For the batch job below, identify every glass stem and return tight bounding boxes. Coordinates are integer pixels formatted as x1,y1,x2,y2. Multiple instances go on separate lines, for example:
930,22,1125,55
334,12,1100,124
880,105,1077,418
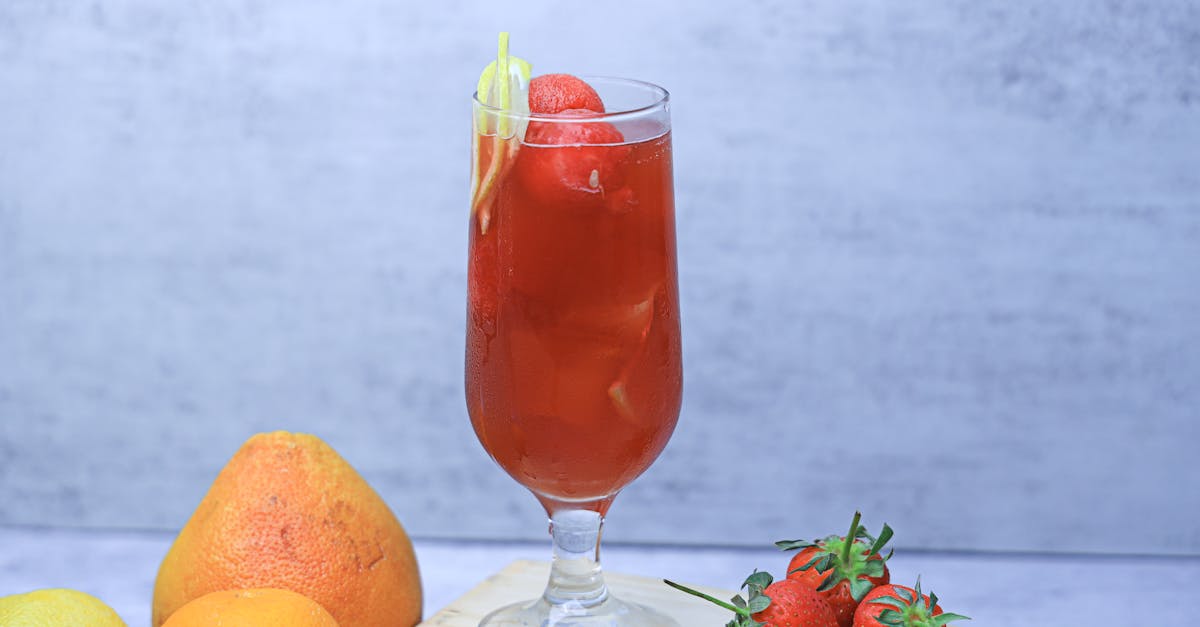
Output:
543,509,609,609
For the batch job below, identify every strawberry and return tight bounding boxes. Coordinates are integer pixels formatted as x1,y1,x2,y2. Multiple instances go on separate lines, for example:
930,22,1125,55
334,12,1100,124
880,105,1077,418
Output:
665,571,837,627
852,579,969,627
529,73,605,114
514,109,630,206
776,512,894,627
754,578,840,627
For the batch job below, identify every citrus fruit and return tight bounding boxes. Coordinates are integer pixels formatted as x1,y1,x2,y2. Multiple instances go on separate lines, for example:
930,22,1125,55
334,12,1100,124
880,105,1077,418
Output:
472,32,533,232
160,588,340,627
151,431,422,627
0,588,126,627
475,31,532,130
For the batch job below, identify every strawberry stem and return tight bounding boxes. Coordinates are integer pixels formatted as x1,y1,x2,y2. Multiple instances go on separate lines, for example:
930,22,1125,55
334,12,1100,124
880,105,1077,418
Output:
842,511,862,565
662,580,750,617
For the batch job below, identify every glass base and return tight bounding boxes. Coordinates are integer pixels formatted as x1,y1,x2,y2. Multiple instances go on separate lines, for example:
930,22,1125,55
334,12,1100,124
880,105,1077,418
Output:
479,594,681,627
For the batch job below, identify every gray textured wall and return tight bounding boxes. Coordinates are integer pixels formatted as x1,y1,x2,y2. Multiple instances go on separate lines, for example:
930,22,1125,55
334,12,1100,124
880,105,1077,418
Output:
2,0,1198,555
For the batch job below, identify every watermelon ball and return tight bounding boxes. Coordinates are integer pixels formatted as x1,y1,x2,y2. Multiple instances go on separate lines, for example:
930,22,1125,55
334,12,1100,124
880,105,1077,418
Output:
516,109,630,206
529,74,605,114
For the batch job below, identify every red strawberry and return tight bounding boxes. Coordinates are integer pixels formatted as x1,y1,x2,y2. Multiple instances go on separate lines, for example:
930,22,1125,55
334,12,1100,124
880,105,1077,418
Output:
529,73,605,114
754,579,839,627
852,580,969,627
665,571,837,627
776,512,894,627
515,109,629,206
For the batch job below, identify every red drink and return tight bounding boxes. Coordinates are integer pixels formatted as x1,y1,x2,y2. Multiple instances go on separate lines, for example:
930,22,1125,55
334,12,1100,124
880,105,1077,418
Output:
466,48,683,625
466,111,681,514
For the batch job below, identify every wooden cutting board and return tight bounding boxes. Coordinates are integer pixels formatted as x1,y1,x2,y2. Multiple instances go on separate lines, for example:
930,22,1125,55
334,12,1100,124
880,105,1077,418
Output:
419,560,733,626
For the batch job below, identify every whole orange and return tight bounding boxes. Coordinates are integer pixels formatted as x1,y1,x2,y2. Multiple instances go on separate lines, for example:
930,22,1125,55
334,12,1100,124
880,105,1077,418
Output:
161,588,339,627
152,431,422,627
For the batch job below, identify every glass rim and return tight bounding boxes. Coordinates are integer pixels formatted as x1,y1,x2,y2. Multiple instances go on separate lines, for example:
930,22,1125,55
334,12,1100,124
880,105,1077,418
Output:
472,75,670,124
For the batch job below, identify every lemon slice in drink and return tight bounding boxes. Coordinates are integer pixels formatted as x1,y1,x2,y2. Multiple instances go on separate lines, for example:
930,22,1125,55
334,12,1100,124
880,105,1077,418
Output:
472,33,531,232
476,33,532,131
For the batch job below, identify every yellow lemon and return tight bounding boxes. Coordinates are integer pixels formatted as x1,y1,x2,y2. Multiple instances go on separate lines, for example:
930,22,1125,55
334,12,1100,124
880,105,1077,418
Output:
0,588,126,627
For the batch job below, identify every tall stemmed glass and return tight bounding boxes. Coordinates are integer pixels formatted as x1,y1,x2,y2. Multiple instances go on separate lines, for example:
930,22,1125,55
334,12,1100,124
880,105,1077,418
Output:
466,75,681,626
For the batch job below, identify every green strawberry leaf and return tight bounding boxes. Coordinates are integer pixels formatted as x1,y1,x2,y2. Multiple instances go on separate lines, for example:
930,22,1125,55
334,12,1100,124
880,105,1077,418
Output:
791,551,827,573
849,575,876,601
868,524,894,557
743,570,773,591
775,539,816,551
872,596,910,611
815,573,839,592
746,594,771,614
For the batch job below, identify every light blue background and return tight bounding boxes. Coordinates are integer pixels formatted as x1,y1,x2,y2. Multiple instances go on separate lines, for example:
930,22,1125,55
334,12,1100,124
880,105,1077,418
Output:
1,0,1198,555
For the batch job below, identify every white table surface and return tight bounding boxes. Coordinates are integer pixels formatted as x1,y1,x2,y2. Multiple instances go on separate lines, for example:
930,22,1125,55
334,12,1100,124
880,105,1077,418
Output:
2,526,1196,626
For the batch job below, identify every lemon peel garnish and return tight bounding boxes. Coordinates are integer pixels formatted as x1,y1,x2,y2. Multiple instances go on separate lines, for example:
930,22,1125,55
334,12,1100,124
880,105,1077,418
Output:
471,33,531,233
475,33,531,135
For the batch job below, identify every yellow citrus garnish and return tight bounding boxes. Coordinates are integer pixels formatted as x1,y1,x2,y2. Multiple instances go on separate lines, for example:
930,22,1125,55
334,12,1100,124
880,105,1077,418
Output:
471,32,531,233
475,32,531,135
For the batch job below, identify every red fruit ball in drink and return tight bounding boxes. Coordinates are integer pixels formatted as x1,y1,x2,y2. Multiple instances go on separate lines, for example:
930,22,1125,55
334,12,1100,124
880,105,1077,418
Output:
529,73,605,114
516,109,629,206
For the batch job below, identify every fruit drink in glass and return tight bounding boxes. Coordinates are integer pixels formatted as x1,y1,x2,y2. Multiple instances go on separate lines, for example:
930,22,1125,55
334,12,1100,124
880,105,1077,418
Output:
465,38,682,627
